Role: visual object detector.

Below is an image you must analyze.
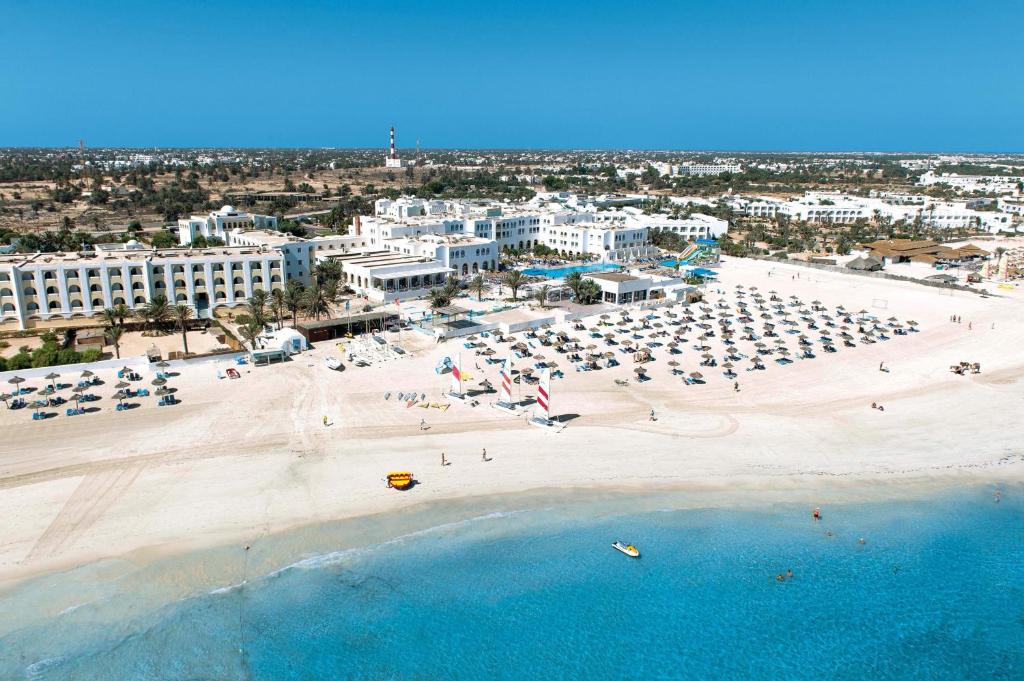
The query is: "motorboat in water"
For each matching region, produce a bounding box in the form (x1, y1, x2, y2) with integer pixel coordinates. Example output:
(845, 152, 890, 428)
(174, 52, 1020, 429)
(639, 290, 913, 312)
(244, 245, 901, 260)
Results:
(611, 540, 640, 558)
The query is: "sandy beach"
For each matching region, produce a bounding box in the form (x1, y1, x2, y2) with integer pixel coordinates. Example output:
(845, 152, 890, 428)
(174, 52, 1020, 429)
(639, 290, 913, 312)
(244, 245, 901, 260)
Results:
(1, 257, 1022, 592)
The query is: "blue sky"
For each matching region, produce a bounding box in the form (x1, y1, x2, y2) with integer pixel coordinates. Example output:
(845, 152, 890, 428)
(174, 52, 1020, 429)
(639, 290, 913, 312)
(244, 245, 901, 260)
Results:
(2, 0, 1022, 151)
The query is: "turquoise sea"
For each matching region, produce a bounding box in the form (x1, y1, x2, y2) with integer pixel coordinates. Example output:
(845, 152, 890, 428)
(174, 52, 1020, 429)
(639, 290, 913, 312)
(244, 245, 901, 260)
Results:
(1, 486, 1022, 680)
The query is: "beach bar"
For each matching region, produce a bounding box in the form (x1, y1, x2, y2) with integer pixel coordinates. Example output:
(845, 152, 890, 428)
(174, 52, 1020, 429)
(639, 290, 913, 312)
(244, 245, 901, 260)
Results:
(296, 311, 399, 343)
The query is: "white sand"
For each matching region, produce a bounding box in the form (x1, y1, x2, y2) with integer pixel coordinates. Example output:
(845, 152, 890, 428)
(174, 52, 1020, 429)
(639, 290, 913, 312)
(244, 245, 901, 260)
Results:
(1, 257, 1022, 589)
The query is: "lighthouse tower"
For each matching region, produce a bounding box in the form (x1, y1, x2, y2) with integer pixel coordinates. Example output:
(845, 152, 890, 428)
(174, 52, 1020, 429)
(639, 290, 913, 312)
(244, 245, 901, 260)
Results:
(385, 126, 404, 167)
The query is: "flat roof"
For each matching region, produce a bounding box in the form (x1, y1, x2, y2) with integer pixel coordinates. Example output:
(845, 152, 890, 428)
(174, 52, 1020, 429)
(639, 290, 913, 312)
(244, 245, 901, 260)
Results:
(296, 310, 397, 331)
(587, 272, 640, 283)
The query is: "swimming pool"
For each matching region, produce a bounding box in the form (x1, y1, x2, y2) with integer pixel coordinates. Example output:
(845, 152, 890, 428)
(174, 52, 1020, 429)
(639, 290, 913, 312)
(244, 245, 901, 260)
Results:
(520, 263, 622, 278)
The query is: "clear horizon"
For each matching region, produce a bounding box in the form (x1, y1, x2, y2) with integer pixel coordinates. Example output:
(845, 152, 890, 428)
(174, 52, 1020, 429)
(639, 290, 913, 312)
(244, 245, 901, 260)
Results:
(2, 0, 1022, 151)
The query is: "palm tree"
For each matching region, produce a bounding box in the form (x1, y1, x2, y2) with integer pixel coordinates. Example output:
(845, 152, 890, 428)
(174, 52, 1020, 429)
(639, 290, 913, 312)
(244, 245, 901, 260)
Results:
(269, 288, 286, 330)
(284, 280, 305, 326)
(246, 291, 269, 328)
(564, 271, 584, 301)
(238, 321, 262, 350)
(314, 259, 342, 286)
(469, 274, 485, 301)
(534, 284, 551, 309)
(100, 303, 129, 329)
(140, 294, 171, 334)
(173, 303, 193, 356)
(302, 284, 331, 321)
(107, 323, 124, 359)
(503, 270, 524, 301)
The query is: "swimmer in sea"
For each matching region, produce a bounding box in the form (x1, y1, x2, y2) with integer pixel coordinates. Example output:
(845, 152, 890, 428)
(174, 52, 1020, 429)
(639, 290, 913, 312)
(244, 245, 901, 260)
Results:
(776, 574, 785, 582)
(812, 507, 821, 521)
(858, 538, 866, 545)
(786, 569, 793, 579)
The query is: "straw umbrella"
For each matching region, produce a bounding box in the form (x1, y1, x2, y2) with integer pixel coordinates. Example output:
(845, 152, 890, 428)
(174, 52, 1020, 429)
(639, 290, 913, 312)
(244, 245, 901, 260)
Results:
(689, 371, 704, 381)
(8, 376, 26, 395)
(0, 393, 10, 408)
(151, 377, 167, 387)
(44, 372, 60, 391)
(31, 399, 47, 416)
(667, 360, 680, 375)
(81, 370, 94, 379)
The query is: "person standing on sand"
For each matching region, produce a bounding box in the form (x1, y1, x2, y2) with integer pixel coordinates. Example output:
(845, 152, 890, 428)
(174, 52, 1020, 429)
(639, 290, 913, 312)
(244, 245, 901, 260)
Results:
(420, 418, 428, 431)
(441, 452, 447, 467)
(322, 415, 328, 427)
(482, 448, 490, 462)
(734, 381, 740, 392)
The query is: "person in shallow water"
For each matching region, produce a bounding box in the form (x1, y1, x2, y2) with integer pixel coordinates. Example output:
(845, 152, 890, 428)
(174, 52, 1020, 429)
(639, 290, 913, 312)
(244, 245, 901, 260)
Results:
(813, 507, 821, 521)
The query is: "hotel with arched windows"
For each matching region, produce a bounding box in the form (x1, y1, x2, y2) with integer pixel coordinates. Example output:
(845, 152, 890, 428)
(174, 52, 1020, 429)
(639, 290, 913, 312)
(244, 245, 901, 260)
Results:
(0, 240, 296, 329)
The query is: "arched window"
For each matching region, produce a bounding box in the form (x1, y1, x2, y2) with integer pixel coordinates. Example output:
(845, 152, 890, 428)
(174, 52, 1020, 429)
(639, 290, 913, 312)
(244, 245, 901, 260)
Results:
(113, 297, 125, 305)
(70, 299, 83, 309)
(69, 285, 81, 294)
(134, 296, 146, 305)
(233, 277, 243, 285)
(111, 283, 124, 291)
(174, 279, 186, 289)
(92, 298, 104, 307)
(48, 300, 61, 311)
(45, 286, 58, 295)
(26, 302, 39, 311)
(155, 281, 166, 289)
(24, 287, 37, 296)
(175, 293, 187, 302)
(0, 288, 11, 297)
(214, 277, 225, 286)
(90, 284, 102, 292)
(4, 302, 19, 312)
(132, 282, 144, 290)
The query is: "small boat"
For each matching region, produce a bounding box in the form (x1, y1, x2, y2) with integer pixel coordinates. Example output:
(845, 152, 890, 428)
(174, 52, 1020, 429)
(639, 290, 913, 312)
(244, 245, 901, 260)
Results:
(324, 357, 342, 371)
(386, 472, 414, 490)
(611, 541, 640, 558)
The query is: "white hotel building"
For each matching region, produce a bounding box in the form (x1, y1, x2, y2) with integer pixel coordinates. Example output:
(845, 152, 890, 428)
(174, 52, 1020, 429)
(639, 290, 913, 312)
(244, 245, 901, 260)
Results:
(177, 206, 278, 245)
(1, 242, 289, 329)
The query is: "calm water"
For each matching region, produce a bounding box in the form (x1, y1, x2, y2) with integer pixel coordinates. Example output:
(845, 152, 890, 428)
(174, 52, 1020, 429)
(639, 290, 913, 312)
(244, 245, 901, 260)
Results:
(520, 263, 622, 278)
(2, 488, 1022, 680)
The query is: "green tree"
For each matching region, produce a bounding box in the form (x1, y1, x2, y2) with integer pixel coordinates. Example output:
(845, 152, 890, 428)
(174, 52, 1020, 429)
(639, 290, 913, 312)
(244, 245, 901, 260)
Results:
(284, 280, 305, 326)
(270, 288, 286, 330)
(150, 231, 176, 249)
(247, 290, 269, 327)
(534, 284, 551, 308)
(302, 284, 331, 321)
(174, 303, 193, 356)
(503, 270, 525, 301)
(138, 294, 171, 333)
(107, 323, 124, 359)
(469, 274, 485, 301)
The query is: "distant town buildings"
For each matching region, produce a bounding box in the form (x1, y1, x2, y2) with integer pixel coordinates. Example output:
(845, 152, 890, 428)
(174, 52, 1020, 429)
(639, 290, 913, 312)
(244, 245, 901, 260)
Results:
(177, 206, 278, 246)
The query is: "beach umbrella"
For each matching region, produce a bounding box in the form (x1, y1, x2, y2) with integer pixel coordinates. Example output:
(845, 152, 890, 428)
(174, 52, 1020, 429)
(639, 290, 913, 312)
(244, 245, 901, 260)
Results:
(45, 372, 60, 390)
(907, 320, 919, 327)
(603, 352, 615, 359)
(0, 392, 10, 407)
(31, 399, 47, 415)
(634, 367, 647, 375)
(722, 361, 734, 369)
(689, 371, 703, 379)
(586, 344, 597, 350)
(156, 361, 170, 368)
(151, 377, 167, 387)
(667, 360, 680, 367)
(115, 381, 130, 390)
(112, 390, 127, 404)
(600, 314, 610, 320)
(8, 376, 26, 394)
(155, 387, 171, 396)
(81, 370, 94, 378)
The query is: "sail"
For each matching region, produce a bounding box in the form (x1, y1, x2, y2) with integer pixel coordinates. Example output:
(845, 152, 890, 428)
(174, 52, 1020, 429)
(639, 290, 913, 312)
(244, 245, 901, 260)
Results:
(534, 368, 550, 421)
(451, 354, 463, 394)
(499, 355, 513, 404)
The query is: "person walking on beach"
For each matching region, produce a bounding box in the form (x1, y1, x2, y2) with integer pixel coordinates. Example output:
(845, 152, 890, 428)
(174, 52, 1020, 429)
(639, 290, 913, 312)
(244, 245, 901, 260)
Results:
(322, 415, 329, 427)
(649, 409, 656, 421)
(734, 381, 740, 392)
(441, 452, 448, 467)
(420, 418, 428, 431)
(482, 448, 490, 462)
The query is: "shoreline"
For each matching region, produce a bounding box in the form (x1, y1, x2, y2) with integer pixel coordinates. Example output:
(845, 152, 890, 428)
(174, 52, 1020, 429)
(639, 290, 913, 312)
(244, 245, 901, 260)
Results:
(1, 472, 1017, 606)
